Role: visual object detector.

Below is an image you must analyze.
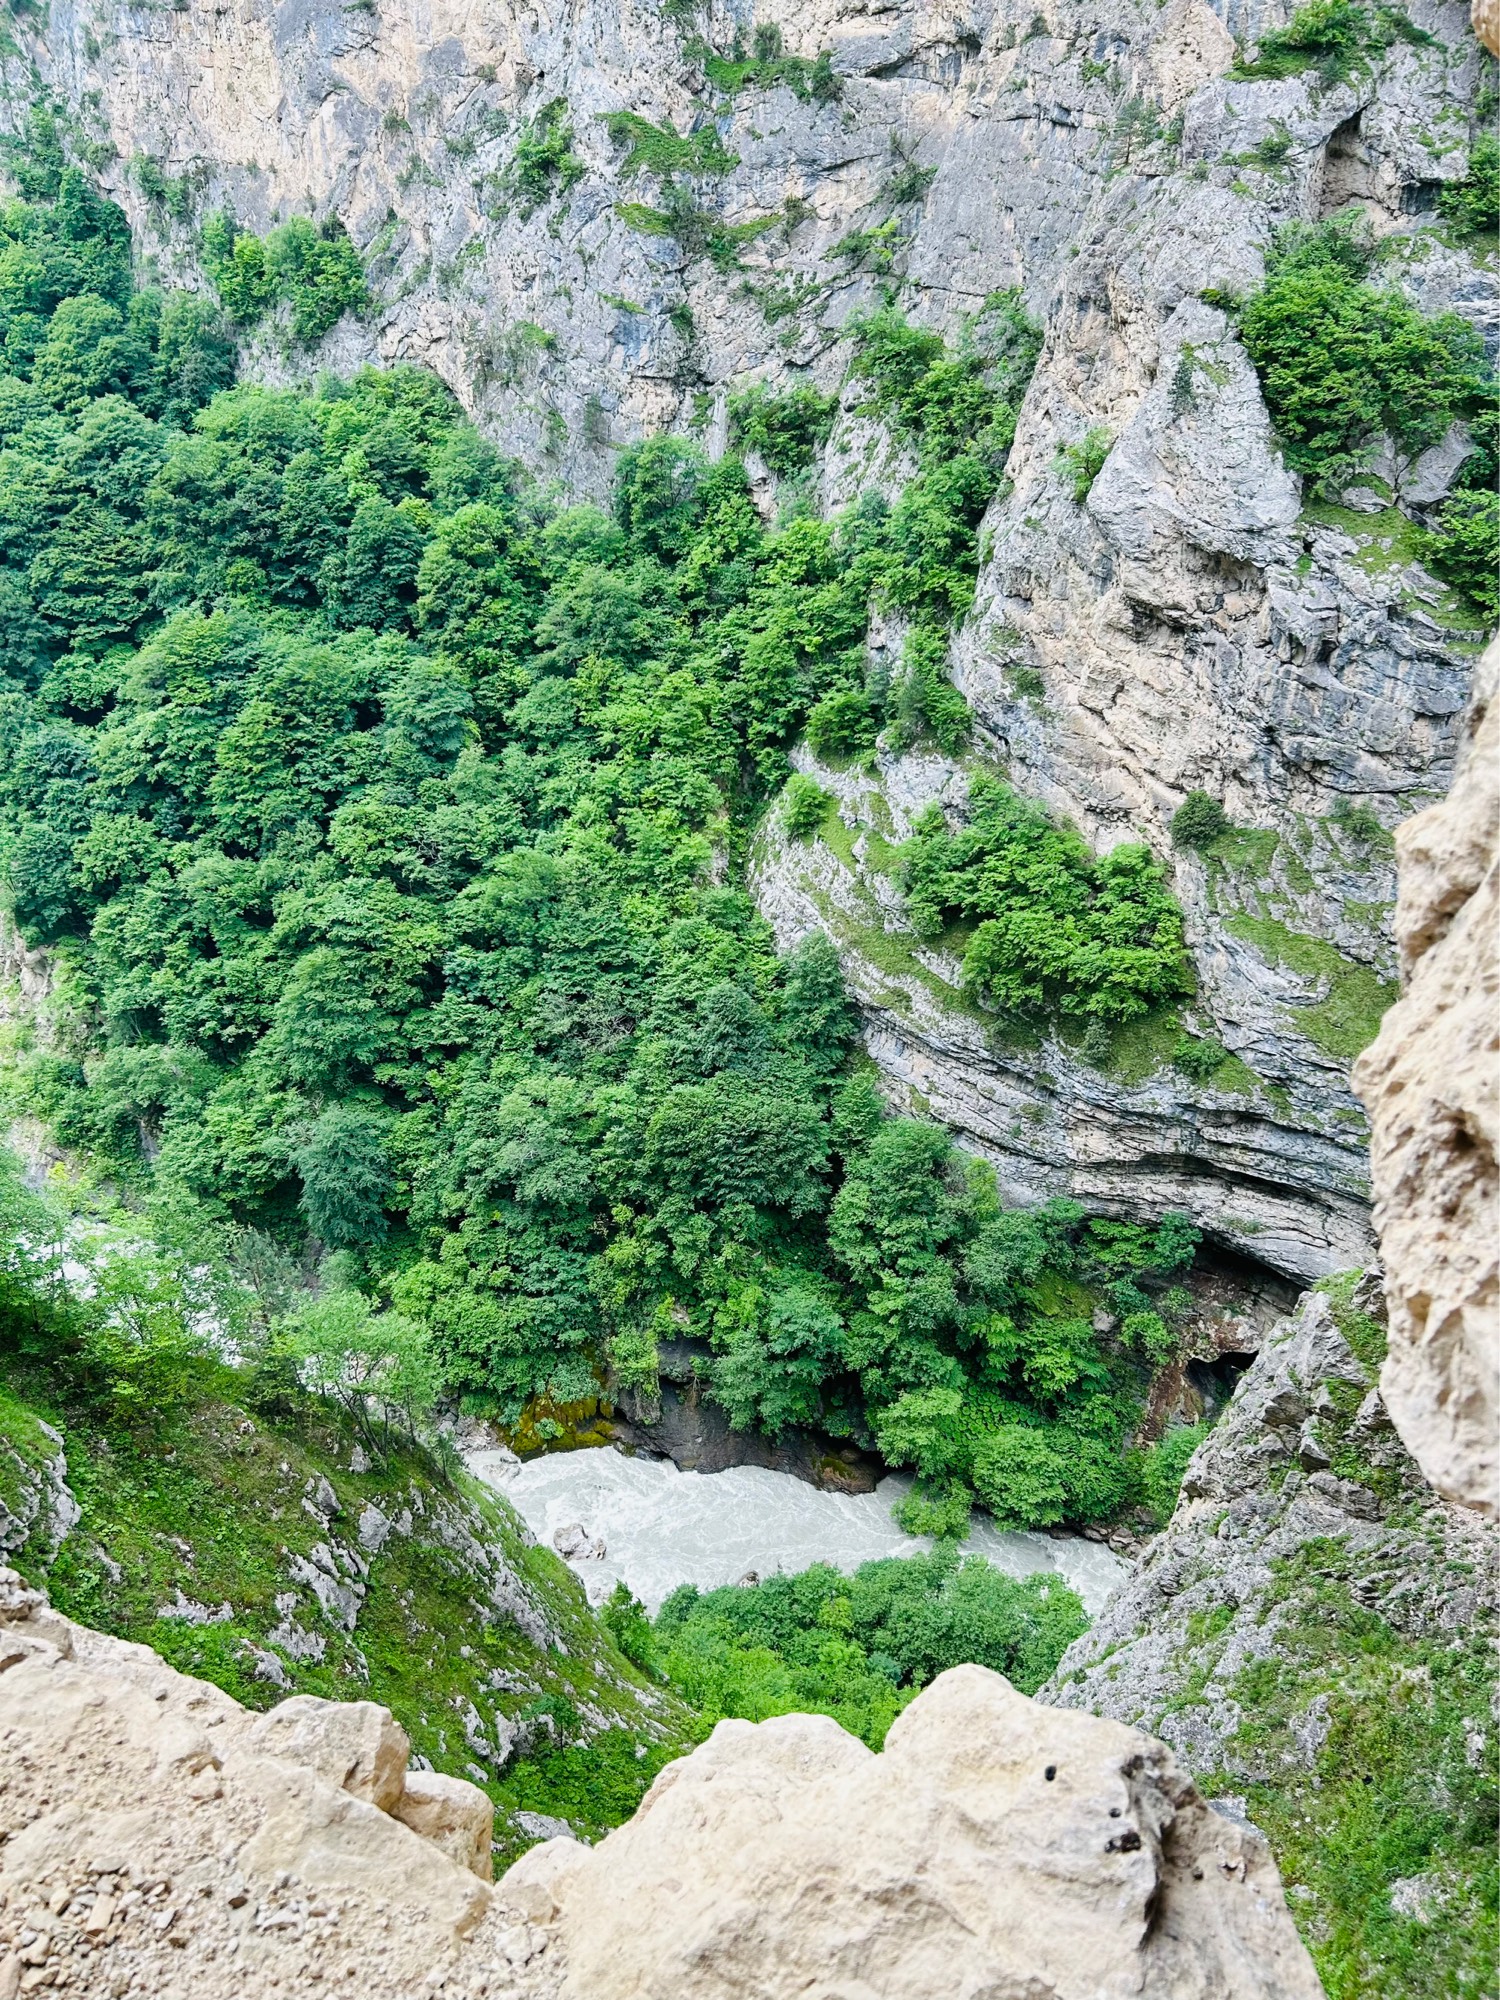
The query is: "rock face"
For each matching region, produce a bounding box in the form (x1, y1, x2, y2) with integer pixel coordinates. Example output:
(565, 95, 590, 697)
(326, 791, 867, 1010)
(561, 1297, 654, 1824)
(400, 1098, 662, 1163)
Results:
(1, 1568, 1327, 1999)
(0, 1568, 511, 1999)
(1354, 639, 1499, 1518)
(496, 1663, 1324, 2000)
(1041, 1281, 1498, 1970)
(3, 0, 1491, 1280)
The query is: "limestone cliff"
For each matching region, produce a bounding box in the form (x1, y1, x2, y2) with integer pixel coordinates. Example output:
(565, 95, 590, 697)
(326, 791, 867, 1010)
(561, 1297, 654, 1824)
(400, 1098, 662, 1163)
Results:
(1354, 638, 1499, 1517)
(0, 1572, 1327, 2000)
(2, 0, 1492, 1279)
(1041, 1276, 1499, 1992)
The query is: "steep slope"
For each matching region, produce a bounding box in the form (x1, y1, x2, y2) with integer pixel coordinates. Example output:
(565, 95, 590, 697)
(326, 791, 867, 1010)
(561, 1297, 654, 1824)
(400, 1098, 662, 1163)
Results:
(3, 0, 1492, 1276)
(1041, 1274, 1499, 1997)
(0, 1360, 694, 1868)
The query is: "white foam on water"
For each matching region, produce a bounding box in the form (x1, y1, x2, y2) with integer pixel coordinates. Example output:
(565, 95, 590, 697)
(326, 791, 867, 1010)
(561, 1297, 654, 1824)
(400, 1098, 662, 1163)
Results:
(468, 1445, 1127, 1616)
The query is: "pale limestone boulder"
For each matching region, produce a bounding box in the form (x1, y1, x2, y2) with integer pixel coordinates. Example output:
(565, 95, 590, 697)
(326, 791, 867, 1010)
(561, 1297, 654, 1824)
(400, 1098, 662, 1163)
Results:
(497, 1663, 1324, 2000)
(247, 1692, 411, 1811)
(1354, 640, 1500, 1517)
(393, 1769, 496, 1880)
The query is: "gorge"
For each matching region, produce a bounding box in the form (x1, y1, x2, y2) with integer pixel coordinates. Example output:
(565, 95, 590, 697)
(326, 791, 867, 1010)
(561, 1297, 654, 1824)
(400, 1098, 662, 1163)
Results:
(0, 0, 1496, 1993)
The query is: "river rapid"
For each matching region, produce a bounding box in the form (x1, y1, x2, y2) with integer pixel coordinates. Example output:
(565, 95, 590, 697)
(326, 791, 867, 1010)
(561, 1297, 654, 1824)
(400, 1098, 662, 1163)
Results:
(468, 1445, 1127, 1617)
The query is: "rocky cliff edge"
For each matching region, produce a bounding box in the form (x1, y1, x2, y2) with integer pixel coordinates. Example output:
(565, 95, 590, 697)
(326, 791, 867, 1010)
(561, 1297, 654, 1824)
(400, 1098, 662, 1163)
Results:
(0, 1567, 1323, 2000)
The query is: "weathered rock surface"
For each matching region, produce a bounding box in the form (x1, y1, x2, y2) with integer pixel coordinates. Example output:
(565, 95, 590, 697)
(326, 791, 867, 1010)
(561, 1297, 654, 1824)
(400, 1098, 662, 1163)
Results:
(4, 0, 1492, 1278)
(1354, 640, 1499, 1518)
(1, 1565, 1328, 1998)
(496, 1662, 1324, 2000)
(1041, 1279, 1497, 1809)
(0, 1568, 524, 1999)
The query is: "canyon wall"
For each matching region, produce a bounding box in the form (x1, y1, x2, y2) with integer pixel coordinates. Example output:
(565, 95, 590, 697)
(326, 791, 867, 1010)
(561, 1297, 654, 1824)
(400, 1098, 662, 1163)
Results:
(0, 0, 1491, 1276)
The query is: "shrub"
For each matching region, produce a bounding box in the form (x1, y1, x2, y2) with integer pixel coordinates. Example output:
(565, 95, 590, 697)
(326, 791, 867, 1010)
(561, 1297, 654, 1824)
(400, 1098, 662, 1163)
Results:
(496, 98, 586, 217)
(727, 382, 838, 476)
(1171, 789, 1230, 850)
(1138, 1420, 1209, 1524)
(1438, 132, 1500, 237)
(1232, 0, 1433, 85)
(782, 772, 835, 837)
(1418, 489, 1498, 626)
(1173, 1033, 1230, 1083)
(1056, 426, 1112, 503)
(1237, 220, 1489, 492)
(902, 778, 1190, 1024)
(805, 688, 877, 760)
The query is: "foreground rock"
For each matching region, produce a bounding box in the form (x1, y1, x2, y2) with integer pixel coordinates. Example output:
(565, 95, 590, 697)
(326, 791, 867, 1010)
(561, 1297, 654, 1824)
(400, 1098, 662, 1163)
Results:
(498, 1663, 1322, 2000)
(1, 1571, 1323, 2000)
(1354, 638, 1499, 1518)
(0, 1569, 517, 2000)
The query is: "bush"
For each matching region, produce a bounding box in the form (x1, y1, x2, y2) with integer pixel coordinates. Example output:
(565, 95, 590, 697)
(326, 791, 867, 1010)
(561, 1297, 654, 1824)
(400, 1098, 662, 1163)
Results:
(1056, 426, 1112, 503)
(782, 773, 835, 838)
(1172, 1033, 1230, 1082)
(1418, 488, 1498, 626)
(1232, 0, 1433, 84)
(805, 688, 877, 760)
(727, 382, 838, 476)
(902, 778, 1190, 1024)
(1171, 789, 1230, 850)
(1237, 220, 1489, 492)
(496, 99, 586, 217)
(1138, 1420, 1209, 1523)
(1438, 132, 1500, 238)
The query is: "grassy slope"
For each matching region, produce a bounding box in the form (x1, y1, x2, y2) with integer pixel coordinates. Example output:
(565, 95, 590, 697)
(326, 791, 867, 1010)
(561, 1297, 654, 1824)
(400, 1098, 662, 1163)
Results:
(0, 1356, 697, 1870)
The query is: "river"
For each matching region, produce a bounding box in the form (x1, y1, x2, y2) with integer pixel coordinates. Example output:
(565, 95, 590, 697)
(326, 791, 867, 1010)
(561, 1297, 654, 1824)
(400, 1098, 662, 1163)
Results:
(468, 1445, 1127, 1617)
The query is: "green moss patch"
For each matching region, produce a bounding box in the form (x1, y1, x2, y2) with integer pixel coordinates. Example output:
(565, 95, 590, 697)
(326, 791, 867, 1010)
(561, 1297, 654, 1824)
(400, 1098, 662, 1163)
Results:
(1224, 914, 1397, 1061)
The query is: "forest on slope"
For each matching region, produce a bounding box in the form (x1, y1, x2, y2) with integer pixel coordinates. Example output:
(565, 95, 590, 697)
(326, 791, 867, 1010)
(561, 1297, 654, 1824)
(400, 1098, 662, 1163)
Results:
(0, 151, 1229, 1539)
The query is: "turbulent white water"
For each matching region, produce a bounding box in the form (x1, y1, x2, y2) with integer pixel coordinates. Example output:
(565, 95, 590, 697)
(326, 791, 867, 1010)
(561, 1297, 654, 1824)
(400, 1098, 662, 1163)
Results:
(469, 1446, 1127, 1617)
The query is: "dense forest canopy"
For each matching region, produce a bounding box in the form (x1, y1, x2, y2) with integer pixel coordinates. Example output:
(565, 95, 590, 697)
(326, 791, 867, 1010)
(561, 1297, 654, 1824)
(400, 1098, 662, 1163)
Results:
(0, 162, 1222, 1533)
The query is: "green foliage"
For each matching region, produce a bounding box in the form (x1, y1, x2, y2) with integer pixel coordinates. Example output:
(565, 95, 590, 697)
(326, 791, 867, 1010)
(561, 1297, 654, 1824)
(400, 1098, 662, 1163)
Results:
(1056, 426, 1112, 503)
(1172, 1032, 1230, 1083)
(696, 26, 843, 104)
(901, 778, 1191, 1023)
(1237, 220, 1491, 494)
(782, 772, 835, 838)
(601, 111, 737, 179)
(1437, 131, 1499, 237)
(494, 99, 586, 218)
(1137, 1421, 1208, 1524)
(1231, 0, 1434, 85)
(1217, 1544, 1497, 2000)
(0, 1169, 690, 1862)
(654, 1549, 1087, 1747)
(1171, 789, 1230, 851)
(726, 382, 838, 476)
(202, 212, 369, 347)
(0, 185, 1187, 1531)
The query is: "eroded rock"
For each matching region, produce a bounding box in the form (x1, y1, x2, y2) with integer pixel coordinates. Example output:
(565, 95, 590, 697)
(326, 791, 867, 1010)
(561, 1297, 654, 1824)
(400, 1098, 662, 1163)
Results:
(495, 1663, 1324, 2000)
(1355, 640, 1500, 1517)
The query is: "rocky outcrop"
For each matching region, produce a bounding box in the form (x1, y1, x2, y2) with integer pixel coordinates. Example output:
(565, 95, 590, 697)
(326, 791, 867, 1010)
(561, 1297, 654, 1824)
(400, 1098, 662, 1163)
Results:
(497, 1663, 1323, 2000)
(753, 740, 1382, 1279)
(1, 1568, 1328, 1999)
(0, 1568, 509, 1998)
(1354, 641, 1499, 1518)
(1041, 1280, 1498, 1970)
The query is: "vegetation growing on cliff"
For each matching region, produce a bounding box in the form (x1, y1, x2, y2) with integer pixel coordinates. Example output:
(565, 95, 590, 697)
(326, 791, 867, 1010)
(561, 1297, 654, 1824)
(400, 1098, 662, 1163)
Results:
(0, 175, 1202, 1534)
(1230, 218, 1497, 623)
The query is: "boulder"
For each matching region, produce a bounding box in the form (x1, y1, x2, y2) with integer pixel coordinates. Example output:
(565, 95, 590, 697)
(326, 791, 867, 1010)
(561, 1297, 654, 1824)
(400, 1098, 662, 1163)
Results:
(495, 1664, 1324, 2000)
(1354, 639, 1499, 1517)
(393, 1770, 495, 1880)
(247, 1693, 411, 1812)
